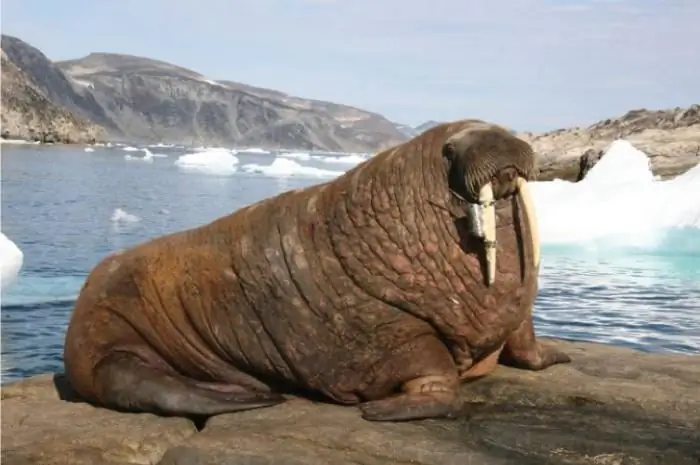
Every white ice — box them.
[0,232,24,290]
[111,208,140,223]
[84,147,95,152]
[121,146,141,152]
[148,143,175,148]
[319,153,369,165]
[531,139,700,248]
[242,157,344,178]
[239,147,270,154]
[278,151,311,161]
[174,148,239,175]
[0,139,40,145]
[124,148,164,162]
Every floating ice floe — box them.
[531,139,700,248]
[174,148,239,175]
[242,157,344,178]
[0,232,24,290]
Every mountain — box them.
[394,123,420,138]
[0,39,106,144]
[53,51,408,151]
[1,35,408,151]
[415,120,443,133]
[393,120,445,138]
[519,105,700,181]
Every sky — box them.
[1,0,698,131]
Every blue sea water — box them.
[1,143,699,384]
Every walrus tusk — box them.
[515,177,540,268]
[478,183,497,286]
[465,182,496,285]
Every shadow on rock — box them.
[427,403,700,465]
[51,373,85,403]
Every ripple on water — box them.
[535,254,700,355]
[1,298,74,382]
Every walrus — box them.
[63,119,570,422]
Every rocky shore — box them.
[522,105,700,182]
[2,338,698,465]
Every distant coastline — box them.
[522,105,700,181]
[1,34,697,182]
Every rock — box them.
[1,374,196,465]
[2,339,699,465]
[576,148,605,182]
[520,105,700,182]
[1,35,117,134]
[0,48,107,145]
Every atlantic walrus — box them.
[63,119,570,422]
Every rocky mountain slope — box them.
[396,120,444,138]
[54,51,408,151]
[415,120,443,133]
[520,105,700,181]
[1,35,408,151]
[0,44,106,144]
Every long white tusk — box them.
[478,182,497,286]
[515,177,540,269]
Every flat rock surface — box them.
[2,339,699,465]
[1,374,196,464]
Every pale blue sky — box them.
[1,0,698,130]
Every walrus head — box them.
[443,122,540,286]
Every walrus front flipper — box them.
[359,335,464,422]
[499,314,571,370]
[94,352,285,417]
[360,389,463,422]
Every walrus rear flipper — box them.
[94,351,285,417]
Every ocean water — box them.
[1,141,699,384]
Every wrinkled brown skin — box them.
[63,119,570,422]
